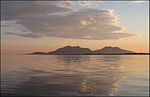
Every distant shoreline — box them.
[28,53,149,55]
[28,46,149,55]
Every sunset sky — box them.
[1,1,149,54]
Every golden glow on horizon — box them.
[1,35,149,55]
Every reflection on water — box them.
[1,55,149,96]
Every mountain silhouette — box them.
[93,46,134,53]
[47,46,92,54]
[31,52,47,55]
[29,46,143,55]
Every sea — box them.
[1,55,149,96]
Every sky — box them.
[1,0,149,54]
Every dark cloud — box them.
[1,1,71,20]
[2,1,137,40]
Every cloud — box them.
[132,0,148,3]
[79,1,92,6]
[2,1,137,40]
[59,1,75,7]
[58,1,93,8]
[6,32,42,38]
[1,1,71,20]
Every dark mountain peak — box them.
[93,46,134,53]
[56,46,81,51]
[63,46,80,48]
[47,45,92,55]
[74,46,81,48]
[30,52,46,55]
[31,45,136,55]
[102,46,121,50]
[64,46,71,48]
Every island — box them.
[28,46,149,55]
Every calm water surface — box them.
[1,55,149,96]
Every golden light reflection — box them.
[80,78,88,92]
[1,55,149,96]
